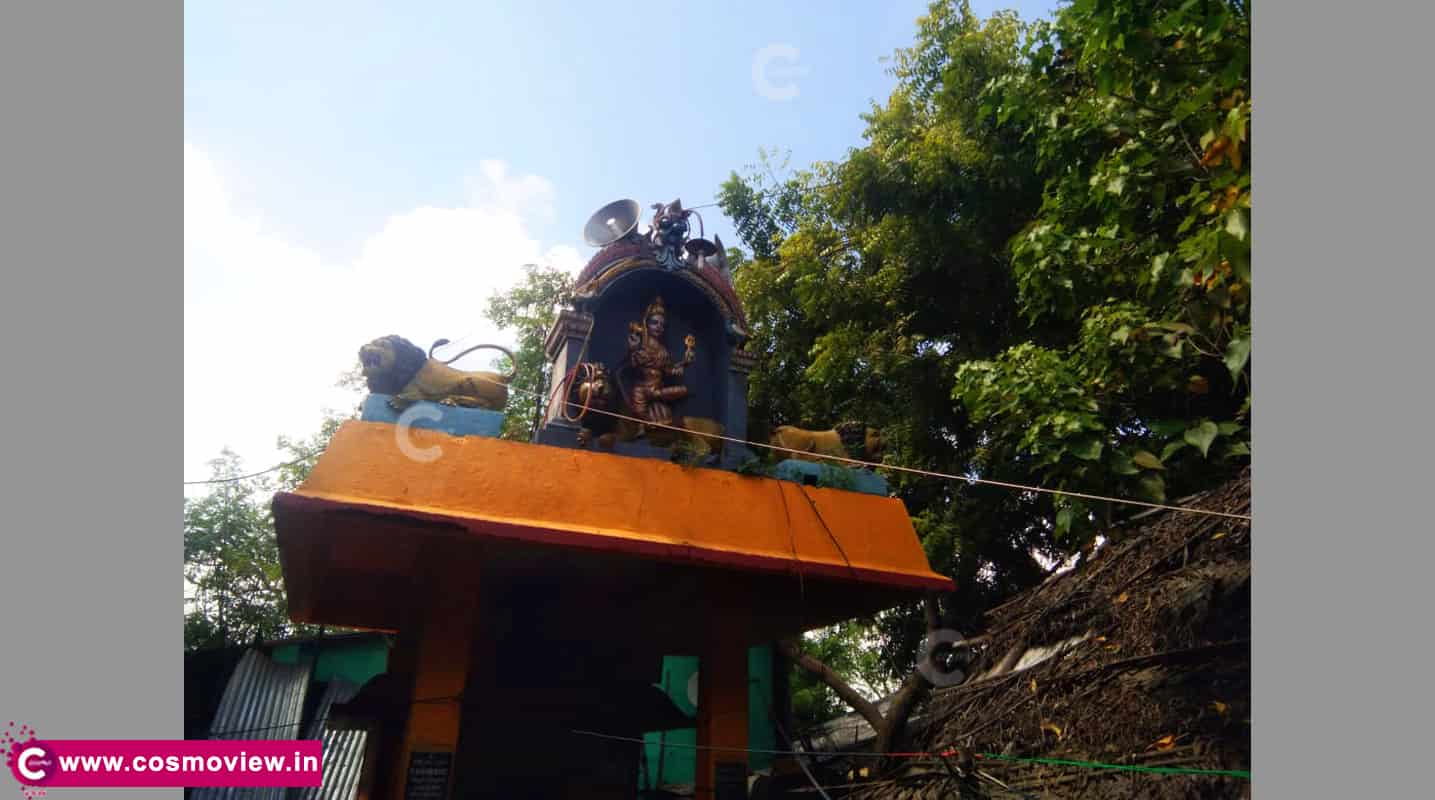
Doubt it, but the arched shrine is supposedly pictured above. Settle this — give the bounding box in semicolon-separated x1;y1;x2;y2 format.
272;197;953;799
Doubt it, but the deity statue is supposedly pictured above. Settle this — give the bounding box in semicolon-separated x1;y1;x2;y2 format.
649;199;692;271
624;295;696;427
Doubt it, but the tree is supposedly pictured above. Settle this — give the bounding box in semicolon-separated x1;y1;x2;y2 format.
955;0;1252;537
275;366;365;489
786;620;901;729
718;0;1251;750
484;263;574;441
722;0;1054;672
183;450;296;651
184;369;365;652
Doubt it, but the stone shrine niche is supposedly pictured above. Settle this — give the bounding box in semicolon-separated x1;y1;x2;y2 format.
537;198;756;469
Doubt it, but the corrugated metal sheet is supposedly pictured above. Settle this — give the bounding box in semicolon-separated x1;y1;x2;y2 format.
290;679;367;800
194;648;312;800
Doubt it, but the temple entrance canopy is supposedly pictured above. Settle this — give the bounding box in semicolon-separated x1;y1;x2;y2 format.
272;196;953;799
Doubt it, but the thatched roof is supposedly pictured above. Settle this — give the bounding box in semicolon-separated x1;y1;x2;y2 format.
843;468;1252;799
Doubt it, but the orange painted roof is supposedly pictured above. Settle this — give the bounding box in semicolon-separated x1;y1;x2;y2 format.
273;421;952;636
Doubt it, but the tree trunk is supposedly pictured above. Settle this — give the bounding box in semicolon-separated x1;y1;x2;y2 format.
872;669;931;754
783;592;946;754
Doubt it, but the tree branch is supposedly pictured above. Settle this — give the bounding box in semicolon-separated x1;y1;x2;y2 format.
777;639;886;733
874;670;932;754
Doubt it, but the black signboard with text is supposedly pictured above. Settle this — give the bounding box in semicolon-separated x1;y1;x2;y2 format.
403;750;454;800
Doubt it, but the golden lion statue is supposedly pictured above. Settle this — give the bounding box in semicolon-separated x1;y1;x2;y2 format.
358;335;515;412
770;422;884;465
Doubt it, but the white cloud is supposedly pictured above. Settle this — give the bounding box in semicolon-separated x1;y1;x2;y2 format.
464;159;557;223
184;142;581;489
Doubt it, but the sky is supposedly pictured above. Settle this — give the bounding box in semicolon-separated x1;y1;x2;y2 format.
183;0;1059;489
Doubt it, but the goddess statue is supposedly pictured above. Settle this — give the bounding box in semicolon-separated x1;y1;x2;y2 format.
624;296;695;427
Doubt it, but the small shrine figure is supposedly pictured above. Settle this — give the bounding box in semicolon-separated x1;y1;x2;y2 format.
650;199;693;271
625;296;696;426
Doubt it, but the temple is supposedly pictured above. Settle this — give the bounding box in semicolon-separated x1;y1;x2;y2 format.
272;197;953;799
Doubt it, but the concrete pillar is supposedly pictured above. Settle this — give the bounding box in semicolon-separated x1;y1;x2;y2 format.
695;605;749;800
537;309;595;441
385;548;482;800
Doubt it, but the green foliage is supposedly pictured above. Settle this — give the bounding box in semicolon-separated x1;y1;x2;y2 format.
183;450;299;652
789;621;899;729
184;371;362;652
721;0;1251;680
484;263;574;441
735;456;775;478
815;465;859;491
951;0;1251;534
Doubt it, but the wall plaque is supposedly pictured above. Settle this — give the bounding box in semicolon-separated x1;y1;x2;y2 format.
403;750;454;800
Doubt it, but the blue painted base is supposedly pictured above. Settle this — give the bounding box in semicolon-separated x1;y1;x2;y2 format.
359;394;506;439
769;459;890;497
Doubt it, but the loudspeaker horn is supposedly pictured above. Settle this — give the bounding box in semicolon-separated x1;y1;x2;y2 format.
583;199;642;247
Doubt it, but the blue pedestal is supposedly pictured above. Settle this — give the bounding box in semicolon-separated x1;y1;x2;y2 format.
359;394;506;439
769;459;890;497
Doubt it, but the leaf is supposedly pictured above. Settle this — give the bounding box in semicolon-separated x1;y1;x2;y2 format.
1041;722;1064;739
1030;678;1039;694
1150;252;1171;282
1185;420;1219;458
1114;591;1129;604
1152;321;1196;335
1160;440;1188;462
1147;420;1186;437
1162;334;1184;358
1225;208;1249;241
1210;701;1229;715
1227;245;1251;282
1107;175;1126;195
1110;450;1140;476
1224;336;1251;379
1071;437;1104;461
1137;472;1167;504
1055;507;1075;536
1150;734;1177;751
1225;441;1251;457
1132;450;1165;470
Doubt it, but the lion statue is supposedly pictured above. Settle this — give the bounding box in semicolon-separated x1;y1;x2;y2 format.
770;421;884;466
358;335;516;412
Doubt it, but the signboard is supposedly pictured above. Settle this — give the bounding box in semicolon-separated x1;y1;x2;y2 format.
403;751;454;800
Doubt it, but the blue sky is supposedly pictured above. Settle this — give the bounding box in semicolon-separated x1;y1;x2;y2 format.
183;0;1058;485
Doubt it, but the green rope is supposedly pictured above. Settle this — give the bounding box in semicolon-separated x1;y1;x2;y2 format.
976;752;1250;779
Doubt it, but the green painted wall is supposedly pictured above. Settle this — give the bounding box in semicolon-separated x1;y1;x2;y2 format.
270;637;390;686
639;646;778;790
